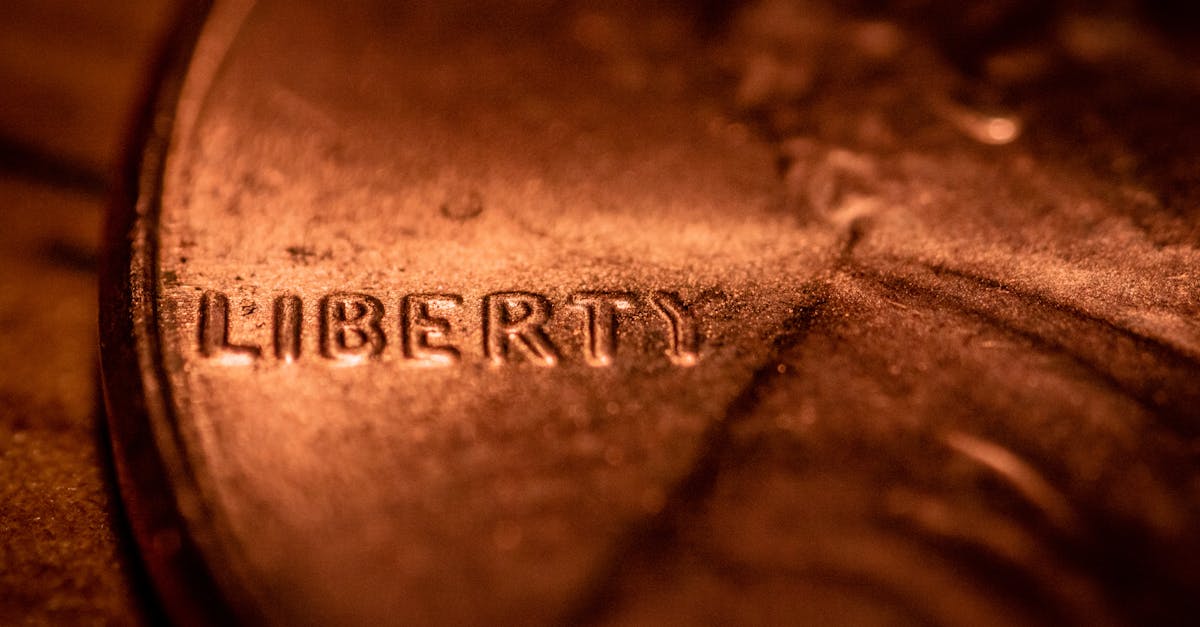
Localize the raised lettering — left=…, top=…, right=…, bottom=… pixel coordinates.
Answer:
left=320, top=293, right=385, bottom=362
left=650, top=291, right=699, bottom=366
left=402, top=294, right=462, bottom=365
left=273, top=295, right=302, bottom=362
left=198, top=291, right=260, bottom=364
left=189, top=287, right=703, bottom=367
left=483, top=292, right=558, bottom=366
left=569, top=292, right=634, bottom=367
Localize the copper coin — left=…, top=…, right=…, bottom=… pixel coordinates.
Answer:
left=102, top=1, right=1200, bottom=625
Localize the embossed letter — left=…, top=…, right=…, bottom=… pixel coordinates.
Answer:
left=273, top=295, right=302, bottom=362
left=320, top=293, right=385, bottom=362
left=483, top=292, right=558, bottom=366
left=402, top=294, right=462, bottom=365
left=569, top=292, right=634, bottom=367
left=198, top=291, right=261, bottom=364
left=650, top=291, right=699, bottom=366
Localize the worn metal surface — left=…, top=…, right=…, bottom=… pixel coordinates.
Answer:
left=102, top=1, right=1200, bottom=625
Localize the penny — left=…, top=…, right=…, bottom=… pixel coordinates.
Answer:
left=102, top=1, right=1200, bottom=625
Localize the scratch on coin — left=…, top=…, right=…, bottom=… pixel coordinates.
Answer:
left=563, top=283, right=832, bottom=626
left=943, top=430, right=1078, bottom=533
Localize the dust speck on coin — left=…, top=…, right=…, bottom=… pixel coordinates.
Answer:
left=439, top=189, right=484, bottom=221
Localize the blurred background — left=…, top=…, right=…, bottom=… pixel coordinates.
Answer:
left=0, top=2, right=173, bottom=623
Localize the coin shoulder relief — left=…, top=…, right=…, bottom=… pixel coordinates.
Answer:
left=195, top=289, right=700, bottom=368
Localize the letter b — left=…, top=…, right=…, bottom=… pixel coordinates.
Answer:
left=320, top=293, right=385, bottom=363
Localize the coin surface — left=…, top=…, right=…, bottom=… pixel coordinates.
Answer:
left=102, top=1, right=1200, bottom=625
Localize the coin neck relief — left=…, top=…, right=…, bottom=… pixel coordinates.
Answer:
left=195, top=289, right=700, bottom=368
left=98, top=0, right=1200, bottom=625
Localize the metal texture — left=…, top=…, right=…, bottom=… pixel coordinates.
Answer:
left=103, top=1, right=1200, bottom=625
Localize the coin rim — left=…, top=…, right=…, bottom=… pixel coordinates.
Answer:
left=99, top=1, right=256, bottom=623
